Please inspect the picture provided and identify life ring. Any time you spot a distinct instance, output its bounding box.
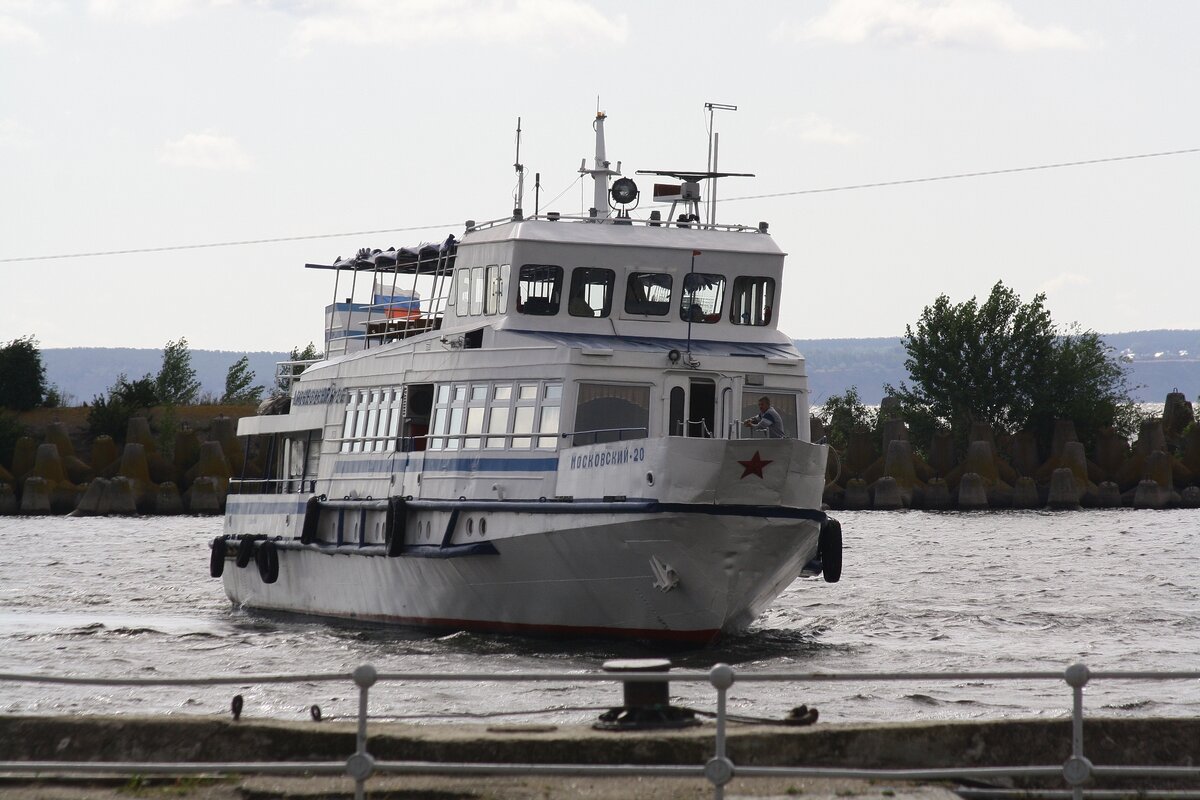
[210,537,227,578]
[235,536,255,568]
[256,540,280,584]
[818,518,842,583]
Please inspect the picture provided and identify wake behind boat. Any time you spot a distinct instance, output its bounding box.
[210,112,842,643]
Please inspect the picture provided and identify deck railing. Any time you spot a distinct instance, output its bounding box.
[3,663,1199,800]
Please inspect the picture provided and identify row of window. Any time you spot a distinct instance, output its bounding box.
[336,380,799,454]
[454,263,775,326]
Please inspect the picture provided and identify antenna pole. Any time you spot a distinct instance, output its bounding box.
[513,117,525,219]
[703,102,738,226]
[534,172,541,216]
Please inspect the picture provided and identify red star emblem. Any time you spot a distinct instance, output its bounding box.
[737,451,773,479]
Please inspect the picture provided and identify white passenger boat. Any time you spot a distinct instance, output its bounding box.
[211,113,842,643]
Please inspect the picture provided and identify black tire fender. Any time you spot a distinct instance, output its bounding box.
[210,537,227,578]
[300,495,321,545]
[385,496,407,557]
[235,536,255,568]
[256,540,280,584]
[819,518,843,583]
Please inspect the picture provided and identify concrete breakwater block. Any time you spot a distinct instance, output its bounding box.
[75,478,109,515]
[957,472,988,509]
[0,482,17,515]
[103,476,140,515]
[12,436,36,482]
[1132,479,1178,510]
[842,478,870,510]
[1011,476,1040,509]
[923,478,951,510]
[1181,485,1200,508]
[32,443,67,484]
[19,476,52,514]
[90,435,119,474]
[1096,481,1122,508]
[1047,468,1082,510]
[155,482,184,515]
[872,476,904,509]
[187,476,224,514]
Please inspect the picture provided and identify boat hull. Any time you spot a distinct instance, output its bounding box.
[221,509,821,643]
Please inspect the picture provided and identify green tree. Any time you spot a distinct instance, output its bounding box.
[891,281,1134,455]
[0,335,47,411]
[817,387,878,452]
[222,356,264,404]
[86,373,160,442]
[156,337,200,405]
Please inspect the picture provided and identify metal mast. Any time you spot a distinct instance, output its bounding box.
[578,111,620,220]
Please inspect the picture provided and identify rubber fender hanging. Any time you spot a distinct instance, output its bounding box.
[235,536,255,568]
[300,495,321,545]
[210,537,227,578]
[385,496,407,557]
[256,540,280,584]
[818,518,843,583]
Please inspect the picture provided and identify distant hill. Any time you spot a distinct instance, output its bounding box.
[43,348,288,404]
[41,330,1198,407]
[798,330,1200,404]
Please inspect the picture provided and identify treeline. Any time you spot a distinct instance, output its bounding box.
[0,336,320,467]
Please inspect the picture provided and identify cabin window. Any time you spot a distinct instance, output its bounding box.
[484,265,500,315]
[428,380,561,451]
[679,273,726,323]
[625,272,672,316]
[730,276,775,326]
[517,264,562,315]
[456,269,471,315]
[485,384,512,448]
[573,383,650,445]
[740,392,799,439]
[469,267,485,316]
[340,391,359,453]
[568,268,615,318]
[365,390,382,452]
[499,264,510,313]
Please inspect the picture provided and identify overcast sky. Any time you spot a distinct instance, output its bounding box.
[2,0,1197,352]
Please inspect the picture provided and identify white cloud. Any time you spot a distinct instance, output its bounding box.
[286,0,627,55]
[792,0,1092,51]
[0,11,42,45]
[159,132,253,170]
[0,119,36,148]
[768,113,863,146]
[1039,272,1091,295]
[87,0,238,24]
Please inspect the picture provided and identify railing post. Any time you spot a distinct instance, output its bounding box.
[1062,662,1093,800]
[347,664,378,800]
[706,663,736,800]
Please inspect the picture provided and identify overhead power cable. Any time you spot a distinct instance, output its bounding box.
[717,147,1200,203]
[0,223,461,264]
[2,146,1196,264]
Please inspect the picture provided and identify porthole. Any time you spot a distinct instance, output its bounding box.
[466,518,475,536]
[646,471,655,486]
[480,518,487,535]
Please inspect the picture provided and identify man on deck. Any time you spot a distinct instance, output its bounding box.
[744,396,785,439]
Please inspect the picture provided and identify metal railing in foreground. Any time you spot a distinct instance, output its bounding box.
[2,664,1199,800]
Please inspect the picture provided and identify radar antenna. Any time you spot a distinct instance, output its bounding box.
[634,169,754,228]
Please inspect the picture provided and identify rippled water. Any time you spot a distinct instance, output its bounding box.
[1,511,1197,724]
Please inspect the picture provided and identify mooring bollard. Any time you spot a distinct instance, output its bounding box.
[595,658,699,730]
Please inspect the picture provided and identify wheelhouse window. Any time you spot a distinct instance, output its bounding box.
[517,264,562,315]
[679,273,725,323]
[624,272,672,316]
[574,383,650,445]
[469,266,485,316]
[568,268,615,318]
[730,276,775,326]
